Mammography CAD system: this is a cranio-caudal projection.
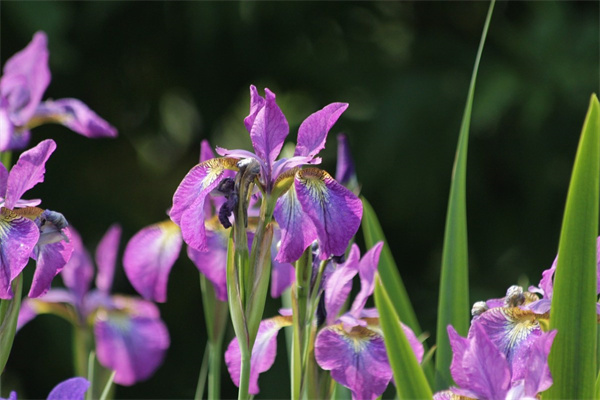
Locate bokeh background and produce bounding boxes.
[1,1,599,398]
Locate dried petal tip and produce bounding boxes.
[471,301,488,317]
[504,285,525,307]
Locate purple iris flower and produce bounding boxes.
[0,139,73,299]
[433,322,556,400]
[124,140,295,302]
[525,236,600,315]
[171,86,362,263]
[18,225,170,386]
[0,31,116,151]
[1,377,89,400]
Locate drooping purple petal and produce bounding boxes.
[0,31,50,125]
[94,311,170,386]
[61,227,94,303]
[33,98,117,139]
[123,220,182,303]
[295,168,362,260]
[248,88,289,172]
[294,102,348,159]
[0,209,39,299]
[4,139,56,209]
[273,183,318,263]
[29,230,74,298]
[462,323,511,400]
[350,242,383,317]
[95,224,121,293]
[46,377,90,400]
[324,245,361,325]
[225,315,291,395]
[447,324,470,389]
[315,324,392,400]
[170,158,236,251]
[187,229,227,301]
[335,133,358,189]
[243,85,266,133]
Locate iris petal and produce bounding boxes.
[350,242,383,317]
[61,227,94,304]
[187,229,227,301]
[46,377,89,400]
[324,245,360,325]
[29,229,73,298]
[294,102,348,159]
[95,224,121,293]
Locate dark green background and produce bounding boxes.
[1,1,599,398]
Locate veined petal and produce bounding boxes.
[0,208,39,299]
[29,229,73,298]
[123,220,182,303]
[5,138,56,209]
[350,242,383,317]
[200,139,215,163]
[32,98,117,139]
[463,323,511,400]
[170,158,236,250]
[47,377,90,400]
[324,245,360,325]
[249,88,289,171]
[95,224,121,293]
[295,168,362,259]
[273,183,317,263]
[225,316,292,394]
[294,102,348,159]
[520,330,556,397]
[0,31,50,125]
[61,227,93,303]
[186,229,228,301]
[315,324,392,400]
[94,310,169,386]
[244,85,266,133]
[447,325,470,389]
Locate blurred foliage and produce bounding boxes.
[1,1,598,398]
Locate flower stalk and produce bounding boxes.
[0,274,22,375]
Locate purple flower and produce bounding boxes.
[172,86,362,263]
[19,225,169,386]
[438,323,556,400]
[0,139,72,299]
[1,377,89,400]
[0,31,116,152]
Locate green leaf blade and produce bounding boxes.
[545,94,600,399]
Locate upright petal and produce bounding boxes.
[0,31,50,125]
[4,139,56,209]
[95,224,121,293]
[335,133,358,190]
[225,316,291,395]
[170,158,237,251]
[248,88,289,171]
[124,221,182,303]
[243,85,266,133]
[273,182,317,263]
[47,377,90,400]
[447,325,470,390]
[61,227,94,303]
[315,324,392,400]
[0,208,39,299]
[295,168,362,260]
[29,230,73,298]
[350,242,383,316]
[270,258,295,298]
[186,229,227,301]
[294,103,348,159]
[32,98,117,138]
[324,245,360,325]
[94,310,170,386]
[200,139,215,163]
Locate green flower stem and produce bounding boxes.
[0,274,23,376]
[73,323,94,378]
[194,342,209,400]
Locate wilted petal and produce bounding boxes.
[32,98,117,138]
[0,208,39,299]
[95,224,121,293]
[187,229,227,301]
[294,103,348,159]
[123,220,182,303]
[0,31,50,125]
[29,230,73,298]
[324,245,360,325]
[5,139,56,209]
[295,168,362,260]
[315,324,392,400]
[170,158,236,251]
[243,85,266,133]
[61,227,94,303]
[248,88,289,172]
[47,377,90,400]
[273,183,317,263]
[350,242,383,317]
[94,310,170,386]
